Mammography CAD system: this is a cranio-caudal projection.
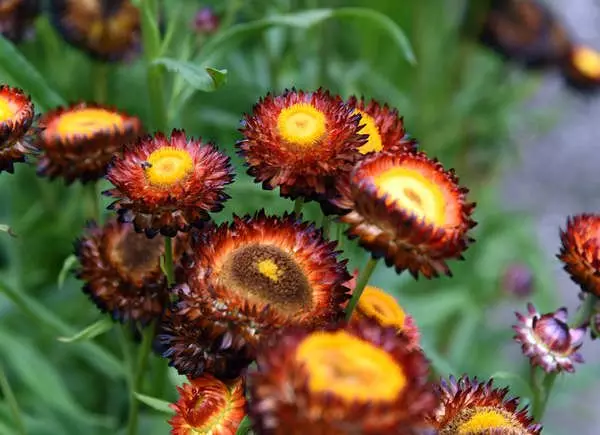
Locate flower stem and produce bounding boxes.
[163,237,175,286]
[0,364,26,435]
[86,181,101,223]
[321,214,331,238]
[93,62,108,104]
[126,324,155,435]
[571,294,597,328]
[293,198,304,215]
[345,257,378,320]
[335,222,344,249]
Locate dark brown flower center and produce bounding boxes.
[113,230,163,278]
[221,243,312,313]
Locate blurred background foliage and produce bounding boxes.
[0,0,583,434]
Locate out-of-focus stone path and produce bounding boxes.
[500,1,600,434]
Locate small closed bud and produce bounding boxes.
[502,263,534,298]
[193,7,220,35]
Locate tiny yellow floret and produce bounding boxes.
[145,147,194,187]
[354,110,383,154]
[573,46,600,78]
[457,409,517,434]
[0,97,15,123]
[357,286,406,328]
[257,259,282,282]
[55,108,125,139]
[296,331,406,403]
[374,167,445,226]
[277,103,326,148]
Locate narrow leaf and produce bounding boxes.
[489,371,534,398]
[0,224,16,237]
[0,282,125,379]
[198,8,414,65]
[58,254,78,289]
[57,317,114,343]
[0,364,26,435]
[153,58,228,92]
[235,416,253,435]
[134,392,175,415]
[0,37,66,110]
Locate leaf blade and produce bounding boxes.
[57,317,114,343]
[153,58,228,92]
[134,392,175,415]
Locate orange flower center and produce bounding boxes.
[0,97,16,123]
[454,407,523,434]
[54,108,126,140]
[145,147,194,187]
[295,331,406,403]
[277,103,326,148]
[374,166,446,226]
[354,110,383,154]
[573,46,600,78]
[355,286,406,329]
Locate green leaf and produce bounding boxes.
[199,8,414,65]
[0,330,115,428]
[139,0,161,59]
[58,254,78,289]
[0,37,66,110]
[57,317,114,343]
[153,58,228,92]
[235,416,253,435]
[134,392,175,415]
[0,282,125,379]
[489,371,534,398]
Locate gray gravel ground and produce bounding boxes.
[500,2,600,433]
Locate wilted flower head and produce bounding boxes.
[513,303,585,373]
[169,375,246,435]
[0,84,36,173]
[0,0,40,42]
[49,0,141,61]
[75,218,186,324]
[157,211,351,379]
[237,88,366,202]
[558,213,600,296]
[332,151,476,279]
[350,285,420,349]
[249,320,437,434]
[477,0,570,69]
[37,102,142,184]
[427,375,542,434]
[105,129,235,238]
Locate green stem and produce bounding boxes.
[86,181,101,223]
[163,237,175,286]
[571,294,597,328]
[321,214,331,238]
[293,198,304,215]
[126,324,155,435]
[93,62,108,104]
[345,258,378,320]
[147,67,168,131]
[530,366,557,421]
[335,222,344,249]
[0,364,26,435]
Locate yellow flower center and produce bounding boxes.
[355,110,382,154]
[257,258,283,282]
[457,408,520,434]
[145,147,194,187]
[573,46,600,78]
[374,167,445,226]
[0,97,15,123]
[55,108,125,139]
[356,286,406,329]
[277,103,326,148]
[296,331,406,403]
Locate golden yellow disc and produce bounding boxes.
[145,147,194,187]
[277,103,326,148]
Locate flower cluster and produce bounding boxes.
[11,80,600,434]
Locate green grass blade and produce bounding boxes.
[0,364,26,435]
